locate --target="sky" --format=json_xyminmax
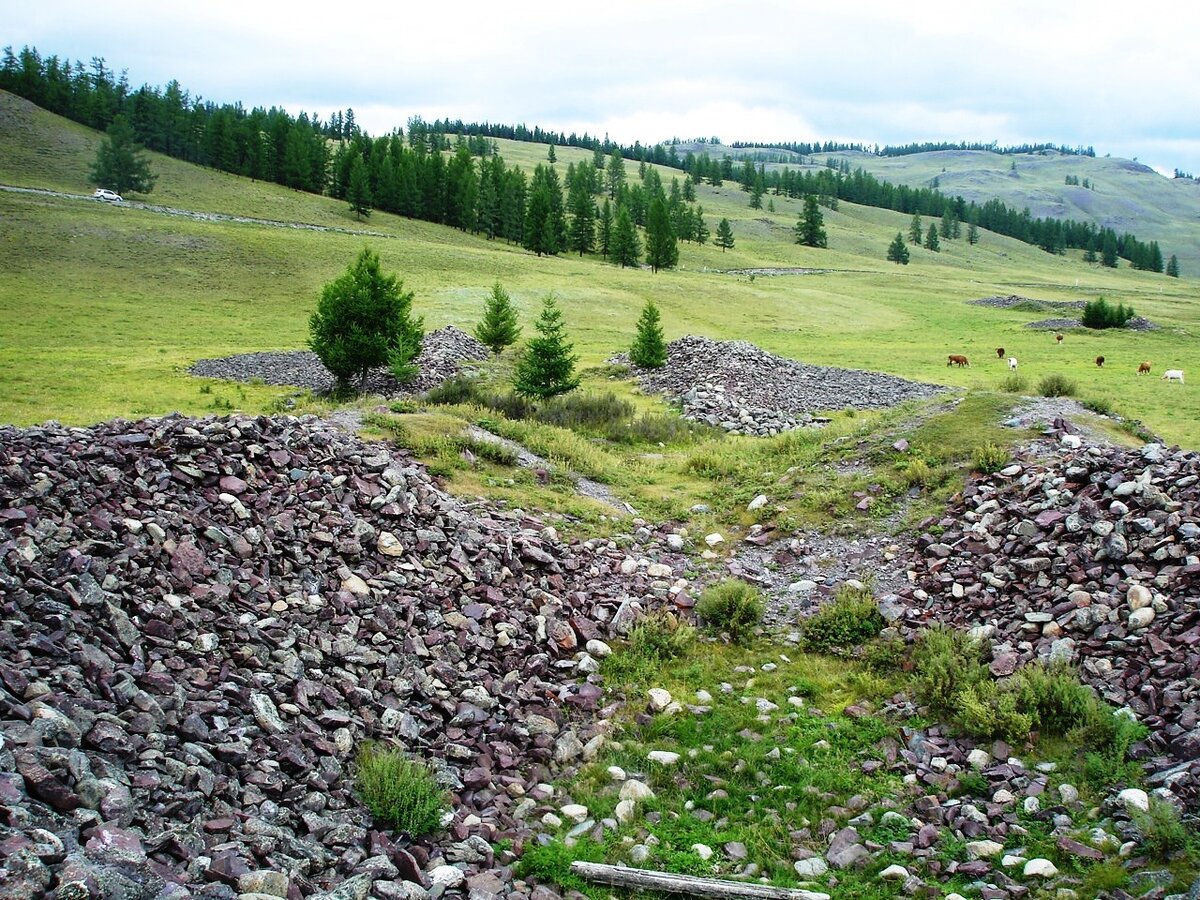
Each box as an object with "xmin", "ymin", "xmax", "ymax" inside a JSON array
[{"xmin": 7, "ymin": 0, "xmax": 1199, "ymax": 176}]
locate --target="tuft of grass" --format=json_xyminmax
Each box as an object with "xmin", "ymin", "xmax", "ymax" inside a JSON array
[
  {"xmin": 354, "ymin": 742, "xmax": 447, "ymax": 835},
  {"xmin": 1133, "ymin": 798, "xmax": 1190, "ymax": 861},
  {"xmin": 972, "ymin": 442, "xmax": 1010, "ymax": 474},
  {"xmin": 801, "ymin": 584, "xmax": 884, "ymax": 653},
  {"xmin": 998, "ymin": 372, "xmax": 1028, "ymax": 393},
  {"xmin": 694, "ymin": 579, "xmax": 764, "ymax": 644},
  {"xmin": 536, "ymin": 391, "xmax": 634, "ymax": 430},
  {"xmin": 1081, "ymin": 396, "xmax": 1115, "ymax": 416},
  {"xmin": 1039, "ymin": 373, "xmax": 1078, "ymax": 398}
]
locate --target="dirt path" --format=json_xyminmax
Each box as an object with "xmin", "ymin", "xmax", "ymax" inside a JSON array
[
  {"xmin": 464, "ymin": 425, "xmax": 634, "ymax": 514},
  {"xmin": 0, "ymin": 183, "xmax": 397, "ymax": 239}
]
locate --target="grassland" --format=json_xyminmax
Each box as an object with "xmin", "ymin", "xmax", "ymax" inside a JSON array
[{"xmin": 1, "ymin": 89, "xmax": 1198, "ymax": 447}]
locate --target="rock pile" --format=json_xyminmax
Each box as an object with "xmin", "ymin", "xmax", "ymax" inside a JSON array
[
  {"xmin": 619, "ymin": 336, "xmax": 945, "ymax": 436},
  {"xmin": 897, "ymin": 441, "xmax": 1200, "ymax": 808},
  {"xmin": 968, "ymin": 295, "xmax": 1086, "ymax": 312},
  {"xmin": 190, "ymin": 325, "xmax": 490, "ymax": 396},
  {"xmin": 0, "ymin": 414, "xmax": 690, "ymax": 897},
  {"xmin": 1025, "ymin": 316, "xmax": 1157, "ymax": 332}
]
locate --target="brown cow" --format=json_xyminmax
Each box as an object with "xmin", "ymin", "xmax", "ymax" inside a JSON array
[
  {"xmin": 1056, "ymin": 333, "xmax": 1064, "ymax": 344},
  {"xmin": 1138, "ymin": 361, "xmax": 1152, "ymax": 375},
  {"xmin": 1096, "ymin": 356, "xmax": 1105, "ymax": 368},
  {"xmin": 947, "ymin": 354, "xmax": 969, "ymax": 367},
  {"xmin": 996, "ymin": 347, "xmax": 1005, "ymax": 359}
]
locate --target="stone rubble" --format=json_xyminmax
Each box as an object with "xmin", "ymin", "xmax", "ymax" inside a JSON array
[
  {"xmin": 615, "ymin": 335, "xmax": 946, "ymax": 436},
  {"xmin": 0, "ymin": 413, "xmax": 691, "ymax": 898},
  {"xmin": 897, "ymin": 441, "xmax": 1200, "ymax": 809},
  {"xmin": 190, "ymin": 325, "xmax": 490, "ymax": 396}
]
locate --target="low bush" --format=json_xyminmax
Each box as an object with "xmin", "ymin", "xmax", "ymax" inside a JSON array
[
  {"xmin": 954, "ymin": 679, "xmax": 1035, "ymax": 742},
  {"xmin": 424, "ymin": 376, "xmax": 484, "ymax": 406},
  {"xmin": 972, "ymin": 442, "xmax": 1010, "ymax": 474},
  {"xmin": 801, "ymin": 584, "xmax": 884, "ymax": 653},
  {"xmin": 695, "ymin": 579, "xmax": 764, "ymax": 644},
  {"xmin": 606, "ymin": 412, "xmax": 720, "ymax": 446},
  {"xmin": 910, "ymin": 627, "xmax": 990, "ymax": 719},
  {"xmin": 536, "ymin": 391, "xmax": 634, "ymax": 430},
  {"xmin": 862, "ymin": 636, "xmax": 908, "ymax": 675},
  {"xmin": 998, "ymin": 373, "xmax": 1028, "ymax": 394},
  {"xmin": 954, "ymin": 771, "xmax": 991, "ymax": 798},
  {"xmin": 626, "ymin": 610, "xmax": 696, "ymax": 662},
  {"xmin": 1134, "ymin": 798, "xmax": 1190, "ymax": 861},
  {"xmin": 1039, "ymin": 373, "xmax": 1078, "ymax": 397},
  {"xmin": 355, "ymin": 743, "xmax": 447, "ymax": 835},
  {"xmin": 1014, "ymin": 663, "xmax": 1107, "ymax": 738}
]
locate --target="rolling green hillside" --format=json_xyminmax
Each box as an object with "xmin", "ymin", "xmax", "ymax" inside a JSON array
[{"xmin": 2, "ymin": 90, "xmax": 1198, "ymax": 445}]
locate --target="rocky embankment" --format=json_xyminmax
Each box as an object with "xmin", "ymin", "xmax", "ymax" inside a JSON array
[
  {"xmin": 620, "ymin": 336, "xmax": 946, "ymax": 436},
  {"xmin": 190, "ymin": 326, "xmax": 490, "ymax": 396},
  {"xmin": 898, "ymin": 440, "xmax": 1200, "ymax": 809},
  {"xmin": 0, "ymin": 414, "xmax": 692, "ymax": 899}
]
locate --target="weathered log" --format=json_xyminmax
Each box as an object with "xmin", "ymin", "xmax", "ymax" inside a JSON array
[{"xmin": 568, "ymin": 861, "xmax": 831, "ymax": 900}]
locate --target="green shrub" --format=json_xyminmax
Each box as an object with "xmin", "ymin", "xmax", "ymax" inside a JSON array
[
  {"xmin": 801, "ymin": 584, "xmax": 884, "ymax": 653},
  {"xmin": 606, "ymin": 412, "xmax": 720, "ymax": 446},
  {"xmin": 695, "ymin": 579, "xmax": 765, "ymax": 644},
  {"xmin": 862, "ymin": 637, "xmax": 908, "ymax": 675},
  {"xmin": 535, "ymin": 391, "xmax": 634, "ymax": 430},
  {"xmin": 954, "ymin": 771, "xmax": 990, "ymax": 797},
  {"xmin": 955, "ymin": 679, "xmax": 1035, "ymax": 742},
  {"xmin": 626, "ymin": 609, "xmax": 697, "ymax": 662},
  {"xmin": 355, "ymin": 743, "xmax": 447, "ymax": 835},
  {"xmin": 998, "ymin": 373, "xmax": 1028, "ymax": 393},
  {"xmin": 424, "ymin": 376, "xmax": 484, "ymax": 406},
  {"xmin": 1134, "ymin": 798, "xmax": 1190, "ymax": 861},
  {"xmin": 901, "ymin": 457, "xmax": 935, "ymax": 488},
  {"xmin": 910, "ymin": 627, "xmax": 990, "ymax": 719},
  {"xmin": 1014, "ymin": 663, "xmax": 1104, "ymax": 737},
  {"xmin": 1081, "ymin": 296, "xmax": 1135, "ymax": 329},
  {"xmin": 972, "ymin": 442, "xmax": 1010, "ymax": 474},
  {"xmin": 1038, "ymin": 373, "xmax": 1078, "ymax": 398},
  {"xmin": 482, "ymin": 391, "xmax": 536, "ymax": 421},
  {"xmin": 474, "ymin": 281, "xmax": 522, "ymax": 353},
  {"xmin": 513, "ymin": 295, "xmax": 580, "ymax": 399}
]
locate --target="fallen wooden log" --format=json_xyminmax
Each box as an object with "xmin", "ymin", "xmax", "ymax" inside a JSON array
[{"xmin": 568, "ymin": 861, "xmax": 832, "ymax": 900}]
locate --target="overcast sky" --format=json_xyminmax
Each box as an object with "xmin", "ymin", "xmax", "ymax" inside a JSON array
[{"xmin": 7, "ymin": 0, "xmax": 1198, "ymax": 175}]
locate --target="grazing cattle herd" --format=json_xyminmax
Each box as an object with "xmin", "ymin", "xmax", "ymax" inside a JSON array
[{"xmin": 948, "ymin": 333, "xmax": 1184, "ymax": 386}]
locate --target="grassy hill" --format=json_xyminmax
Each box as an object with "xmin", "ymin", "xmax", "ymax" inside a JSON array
[
  {"xmin": 2, "ymin": 88, "xmax": 1199, "ymax": 445},
  {"xmin": 678, "ymin": 138, "xmax": 1200, "ymax": 274}
]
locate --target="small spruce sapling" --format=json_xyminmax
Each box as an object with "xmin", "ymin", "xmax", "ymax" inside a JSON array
[
  {"xmin": 630, "ymin": 301, "xmax": 667, "ymax": 368},
  {"xmin": 474, "ymin": 282, "xmax": 521, "ymax": 353},
  {"xmin": 513, "ymin": 296, "xmax": 580, "ymax": 399}
]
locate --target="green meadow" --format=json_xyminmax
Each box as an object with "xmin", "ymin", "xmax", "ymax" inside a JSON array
[{"xmin": 1, "ymin": 89, "xmax": 1197, "ymax": 446}]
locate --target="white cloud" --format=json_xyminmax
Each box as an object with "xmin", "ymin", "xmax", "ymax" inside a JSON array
[{"xmin": 4, "ymin": 0, "xmax": 1198, "ymax": 171}]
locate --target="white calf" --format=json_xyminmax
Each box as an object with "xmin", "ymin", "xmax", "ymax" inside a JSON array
[
  {"xmin": 1007, "ymin": 357, "xmax": 1018, "ymax": 370},
  {"xmin": 1162, "ymin": 369, "xmax": 1185, "ymax": 383}
]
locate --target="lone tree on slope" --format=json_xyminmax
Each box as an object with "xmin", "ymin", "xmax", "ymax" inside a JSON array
[
  {"xmin": 90, "ymin": 114, "xmax": 157, "ymax": 196},
  {"xmin": 308, "ymin": 248, "xmax": 424, "ymax": 391},
  {"xmin": 886, "ymin": 232, "xmax": 910, "ymax": 264}
]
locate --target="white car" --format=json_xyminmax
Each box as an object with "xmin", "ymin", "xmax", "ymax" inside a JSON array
[{"xmin": 93, "ymin": 188, "xmax": 122, "ymax": 202}]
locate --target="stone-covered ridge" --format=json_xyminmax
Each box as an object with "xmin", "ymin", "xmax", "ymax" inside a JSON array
[
  {"xmin": 897, "ymin": 441, "xmax": 1200, "ymax": 808},
  {"xmin": 0, "ymin": 414, "xmax": 687, "ymax": 898},
  {"xmin": 620, "ymin": 335, "xmax": 946, "ymax": 436}
]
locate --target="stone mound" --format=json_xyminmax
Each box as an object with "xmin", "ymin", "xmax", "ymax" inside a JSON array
[
  {"xmin": 0, "ymin": 414, "xmax": 688, "ymax": 897},
  {"xmin": 190, "ymin": 325, "xmax": 490, "ymax": 396},
  {"xmin": 1025, "ymin": 316, "xmax": 1157, "ymax": 332},
  {"xmin": 617, "ymin": 335, "xmax": 946, "ymax": 436},
  {"xmin": 897, "ymin": 441, "xmax": 1200, "ymax": 808},
  {"xmin": 968, "ymin": 294, "xmax": 1086, "ymax": 311}
]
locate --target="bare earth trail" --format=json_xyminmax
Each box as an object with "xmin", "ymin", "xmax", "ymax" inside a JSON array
[{"xmin": 0, "ymin": 183, "xmax": 398, "ymax": 238}]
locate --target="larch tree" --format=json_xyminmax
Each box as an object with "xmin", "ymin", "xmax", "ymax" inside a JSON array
[
  {"xmin": 610, "ymin": 204, "xmax": 641, "ymax": 268},
  {"xmin": 644, "ymin": 195, "xmax": 679, "ymax": 272},
  {"xmin": 90, "ymin": 114, "xmax": 157, "ymax": 195},
  {"xmin": 629, "ymin": 300, "xmax": 667, "ymax": 368},
  {"xmin": 886, "ymin": 232, "xmax": 910, "ymax": 264},
  {"xmin": 715, "ymin": 217, "xmax": 735, "ymax": 251},
  {"xmin": 793, "ymin": 195, "xmax": 827, "ymax": 248}
]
